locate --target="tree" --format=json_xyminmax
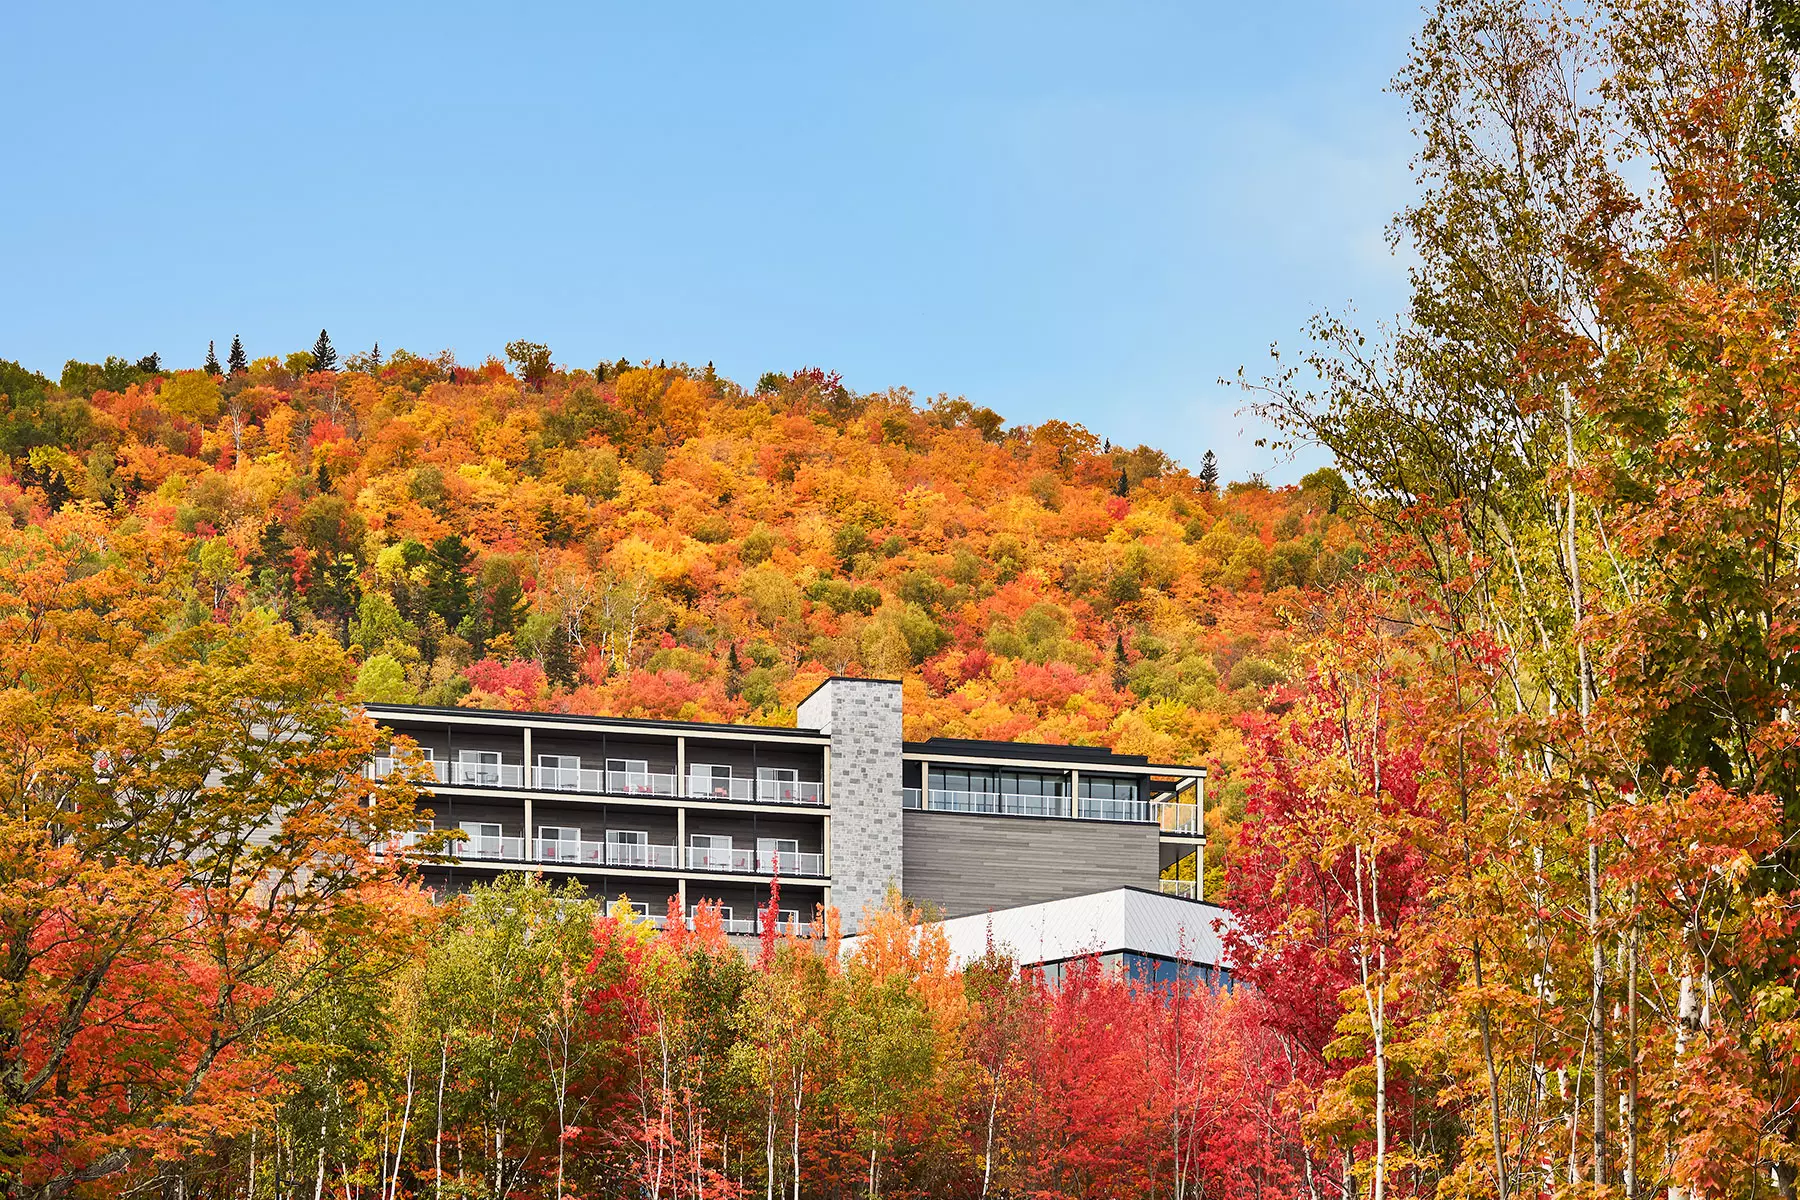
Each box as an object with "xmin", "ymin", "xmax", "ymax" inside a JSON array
[
  {"xmin": 311, "ymin": 329, "xmax": 338, "ymax": 373},
  {"xmin": 1197, "ymin": 450, "xmax": 1218, "ymax": 493},
  {"xmin": 0, "ymin": 511, "xmax": 425, "ymax": 1196},
  {"xmin": 505, "ymin": 341, "xmax": 554, "ymax": 392},
  {"xmin": 204, "ymin": 339, "xmax": 221, "ymax": 376},
  {"xmin": 1113, "ymin": 467, "xmax": 1129, "ymax": 497},
  {"xmin": 227, "ymin": 334, "xmax": 247, "ymax": 377}
]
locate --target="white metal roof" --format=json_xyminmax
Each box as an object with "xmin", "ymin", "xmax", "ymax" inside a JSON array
[{"xmin": 927, "ymin": 888, "xmax": 1234, "ymax": 970}]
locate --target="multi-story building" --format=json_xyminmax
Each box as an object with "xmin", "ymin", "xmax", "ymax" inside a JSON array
[{"xmin": 367, "ymin": 677, "xmax": 1206, "ymax": 933}]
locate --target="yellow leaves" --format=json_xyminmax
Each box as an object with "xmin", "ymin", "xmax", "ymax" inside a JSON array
[{"xmin": 158, "ymin": 370, "xmax": 220, "ymax": 421}]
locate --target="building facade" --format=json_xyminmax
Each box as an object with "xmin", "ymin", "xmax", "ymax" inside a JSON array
[
  {"xmin": 920, "ymin": 887, "xmax": 1235, "ymax": 991},
  {"xmin": 368, "ymin": 677, "xmax": 1205, "ymax": 933}
]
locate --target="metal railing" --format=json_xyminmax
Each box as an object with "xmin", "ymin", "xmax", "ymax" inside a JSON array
[
  {"xmin": 902, "ymin": 785, "xmax": 1191, "ymax": 829},
  {"xmin": 1158, "ymin": 802, "xmax": 1202, "ymax": 835},
  {"xmin": 1077, "ymin": 795, "xmax": 1153, "ymax": 823},
  {"xmin": 604, "ymin": 841, "xmax": 680, "ymax": 869},
  {"xmin": 686, "ymin": 775, "xmax": 825, "ymax": 805},
  {"xmin": 757, "ymin": 850, "xmax": 826, "ymax": 877},
  {"xmin": 368, "ymin": 758, "xmax": 823, "ymax": 805},
  {"xmin": 686, "ymin": 846, "xmax": 755, "ymax": 873}
]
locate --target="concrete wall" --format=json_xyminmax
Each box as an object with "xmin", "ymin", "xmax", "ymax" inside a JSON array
[
  {"xmin": 901, "ymin": 811, "xmax": 1159, "ymax": 918},
  {"xmin": 797, "ymin": 679, "xmax": 902, "ymax": 932}
]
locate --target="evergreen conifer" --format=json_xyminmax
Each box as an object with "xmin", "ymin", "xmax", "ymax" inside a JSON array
[
  {"xmin": 204, "ymin": 340, "xmax": 221, "ymax": 376},
  {"xmin": 1114, "ymin": 467, "xmax": 1130, "ymax": 497},
  {"xmin": 1198, "ymin": 449, "xmax": 1220, "ymax": 493},
  {"xmin": 227, "ymin": 334, "xmax": 247, "ymax": 376},
  {"xmin": 311, "ymin": 329, "xmax": 338, "ymax": 372}
]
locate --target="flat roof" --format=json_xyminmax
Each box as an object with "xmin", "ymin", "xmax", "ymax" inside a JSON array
[
  {"xmin": 921, "ymin": 887, "xmax": 1235, "ymax": 969},
  {"xmin": 904, "ymin": 737, "xmax": 1204, "ymax": 776},
  {"xmin": 364, "ymin": 702, "xmax": 828, "ymax": 740},
  {"xmin": 363, "ymin": 701, "xmax": 1202, "ymax": 775}
]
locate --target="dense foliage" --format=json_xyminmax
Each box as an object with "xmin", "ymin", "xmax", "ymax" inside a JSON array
[
  {"xmin": 0, "ymin": 339, "xmax": 1354, "ymax": 895},
  {"xmin": 16, "ymin": 1, "xmax": 1800, "ymax": 1198}
]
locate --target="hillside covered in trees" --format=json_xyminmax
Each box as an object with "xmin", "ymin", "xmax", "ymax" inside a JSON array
[{"xmin": 0, "ymin": 341, "xmax": 1353, "ymax": 880}]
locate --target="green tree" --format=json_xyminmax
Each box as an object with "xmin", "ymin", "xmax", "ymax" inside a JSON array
[
  {"xmin": 1197, "ymin": 450, "xmax": 1219, "ymax": 493},
  {"xmin": 505, "ymin": 340, "xmax": 553, "ymax": 392},
  {"xmin": 227, "ymin": 334, "xmax": 247, "ymax": 376},
  {"xmin": 311, "ymin": 328, "xmax": 338, "ymax": 372},
  {"xmin": 204, "ymin": 339, "xmax": 222, "ymax": 376}
]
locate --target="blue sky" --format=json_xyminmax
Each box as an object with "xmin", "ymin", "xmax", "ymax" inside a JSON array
[{"xmin": 1, "ymin": 2, "xmax": 1420, "ymax": 484}]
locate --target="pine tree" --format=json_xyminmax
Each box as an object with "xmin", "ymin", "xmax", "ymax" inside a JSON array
[
  {"xmin": 135, "ymin": 352, "xmax": 161, "ymax": 373},
  {"xmin": 1198, "ymin": 449, "xmax": 1219, "ymax": 493},
  {"xmin": 204, "ymin": 340, "xmax": 221, "ymax": 376},
  {"xmin": 371, "ymin": 342, "xmax": 382, "ymax": 367},
  {"xmin": 227, "ymin": 334, "xmax": 247, "ymax": 376},
  {"xmin": 311, "ymin": 329, "xmax": 338, "ymax": 373},
  {"xmin": 725, "ymin": 643, "xmax": 743, "ymax": 698},
  {"xmin": 1114, "ymin": 467, "xmax": 1130, "ymax": 497}
]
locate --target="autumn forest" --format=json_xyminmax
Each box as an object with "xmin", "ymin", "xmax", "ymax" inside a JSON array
[{"xmin": 9, "ymin": 0, "xmax": 1800, "ymax": 1197}]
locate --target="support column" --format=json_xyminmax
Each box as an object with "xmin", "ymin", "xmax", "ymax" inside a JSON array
[
  {"xmin": 677, "ymin": 807, "xmax": 687, "ymax": 869},
  {"xmin": 676, "ymin": 736, "xmax": 687, "ymax": 796},
  {"xmin": 522, "ymin": 726, "xmax": 533, "ymax": 785},
  {"xmin": 523, "ymin": 795, "xmax": 534, "ymax": 861},
  {"xmin": 918, "ymin": 757, "xmax": 930, "ymax": 809},
  {"xmin": 1069, "ymin": 768, "xmax": 1081, "ymax": 819}
]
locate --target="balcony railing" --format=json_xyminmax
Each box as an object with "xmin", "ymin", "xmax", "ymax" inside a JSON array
[
  {"xmin": 903, "ymin": 786, "xmax": 1192, "ymax": 829},
  {"xmin": 368, "ymin": 758, "xmax": 824, "ymax": 806},
  {"xmin": 686, "ymin": 775, "xmax": 825, "ymax": 805},
  {"xmin": 1159, "ymin": 877, "xmax": 1200, "ymax": 899},
  {"xmin": 535, "ymin": 838, "xmax": 683, "ymax": 869},
  {"xmin": 380, "ymin": 832, "xmax": 825, "ymax": 878},
  {"xmin": 1077, "ymin": 795, "xmax": 1154, "ymax": 823},
  {"xmin": 603, "ymin": 841, "xmax": 680, "ymax": 869},
  {"xmin": 757, "ymin": 850, "xmax": 826, "ymax": 876},
  {"xmin": 1159, "ymin": 802, "xmax": 1202, "ymax": 835}
]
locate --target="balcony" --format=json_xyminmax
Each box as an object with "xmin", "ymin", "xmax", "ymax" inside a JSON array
[
  {"xmin": 380, "ymin": 832, "xmax": 823, "ymax": 877},
  {"xmin": 904, "ymin": 786, "xmax": 1185, "ymax": 828},
  {"xmin": 368, "ymin": 758, "xmax": 824, "ymax": 806},
  {"xmin": 1158, "ymin": 802, "xmax": 1202, "ymax": 835},
  {"xmin": 685, "ymin": 775, "xmax": 825, "ymax": 805},
  {"xmin": 536, "ymin": 838, "xmax": 681, "ymax": 869},
  {"xmin": 685, "ymin": 846, "xmax": 826, "ymax": 877},
  {"xmin": 1159, "ymin": 877, "xmax": 1200, "ymax": 900}
]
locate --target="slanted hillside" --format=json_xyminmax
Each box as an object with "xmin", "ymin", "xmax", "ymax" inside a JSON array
[{"xmin": 0, "ymin": 346, "xmax": 1358, "ymax": 881}]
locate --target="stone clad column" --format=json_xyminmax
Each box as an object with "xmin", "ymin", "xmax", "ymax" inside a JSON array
[{"xmin": 797, "ymin": 678, "xmax": 902, "ymax": 934}]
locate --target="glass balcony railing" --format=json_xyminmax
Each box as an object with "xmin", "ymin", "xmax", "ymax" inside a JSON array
[
  {"xmin": 1159, "ymin": 877, "xmax": 1200, "ymax": 899},
  {"xmin": 367, "ymin": 758, "xmax": 825, "ymax": 805},
  {"xmin": 378, "ymin": 830, "xmax": 827, "ymax": 877},
  {"xmin": 901, "ymin": 785, "xmax": 1197, "ymax": 830},
  {"xmin": 1158, "ymin": 802, "xmax": 1202, "ymax": 835}
]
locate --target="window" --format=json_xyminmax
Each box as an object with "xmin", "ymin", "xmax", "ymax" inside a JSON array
[
  {"xmin": 457, "ymin": 821, "xmax": 503, "ymax": 858},
  {"xmin": 538, "ymin": 825, "xmax": 581, "ymax": 860},
  {"xmin": 537, "ymin": 754, "xmax": 581, "ymax": 790},
  {"xmin": 757, "ymin": 766, "xmax": 799, "ymax": 803},
  {"xmin": 607, "ymin": 758, "xmax": 651, "ymax": 793},
  {"xmin": 757, "ymin": 837, "xmax": 800, "ymax": 872},
  {"xmin": 606, "ymin": 828, "xmax": 649, "ymax": 867},
  {"xmin": 691, "ymin": 904, "xmax": 733, "ymax": 924},
  {"xmin": 689, "ymin": 833, "xmax": 732, "ymax": 870},
  {"xmin": 688, "ymin": 763, "xmax": 733, "ymax": 798},
  {"xmin": 457, "ymin": 749, "xmax": 502, "ymax": 786},
  {"xmin": 1080, "ymin": 775, "xmax": 1140, "ymax": 801}
]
